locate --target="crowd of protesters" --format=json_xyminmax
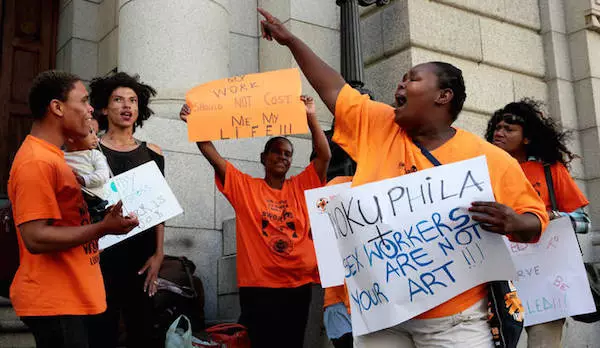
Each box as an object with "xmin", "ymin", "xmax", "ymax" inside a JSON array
[{"xmin": 5, "ymin": 7, "xmax": 594, "ymax": 348}]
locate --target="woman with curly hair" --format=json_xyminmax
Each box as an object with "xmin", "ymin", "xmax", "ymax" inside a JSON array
[
  {"xmin": 486, "ymin": 99, "xmax": 591, "ymax": 348},
  {"xmin": 89, "ymin": 72, "xmax": 165, "ymax": 348}
]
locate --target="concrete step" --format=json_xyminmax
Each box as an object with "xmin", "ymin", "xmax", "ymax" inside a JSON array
[
  {"xmin": 0, "ymin": 297, "xmax": 34, "ymax": 348},
  {"xmin": 0, "ymin": 304, "xmax": 28, "ymax": 332},
  {"xmin": 0, "ymin": 331, "xmax": 35, "ymax": 348}
]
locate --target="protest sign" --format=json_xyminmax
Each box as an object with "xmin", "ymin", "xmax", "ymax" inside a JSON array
[
  {"xmin": 305, "ymin": 181, "xmax": 352, "ymax": 287},
  {"xmin": 99, "ymin": 161, "xmax": 183, "ymax": 250},
  {"xmin": 185, "ymin": 68, "xmax": 308, "ymax": 142},
  {"xmin": 324, "ymin": 156, "xmax": 516, "ymax": 335},
  {"xmin": 506, "ymin": 217, "xmax": 596, "ymax": 326}
]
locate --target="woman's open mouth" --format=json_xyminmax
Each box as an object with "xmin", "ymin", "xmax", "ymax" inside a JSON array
[
  {"xmin": 120, "ymin": 111, "xmax": 133, "ymax": 121},
  {"xmin": 395, "ymin": 95, "xmax": 407, "ymax": 108}
]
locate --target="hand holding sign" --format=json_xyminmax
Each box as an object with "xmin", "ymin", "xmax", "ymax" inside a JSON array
[
  {"xmin": 470, "ymin": 201, "xmax": 542, "ymax": 242},
  {"xmin": 99, "ymin": 161, "xmax": 183, "ymax": 250},
  {"xmin": 179, "ymin": 103, "xmax": 191, "ymax": 123},
  {"xmin": 101, "ymin": 200, "xmax": 139, "ymax": 235},
  {"xmin": 185, "ymin": 68, "xmax": 308, "ymax": 142},
  {"xmin": 301, "ymin": 95, "xmax": 316, "ymax": 118}
]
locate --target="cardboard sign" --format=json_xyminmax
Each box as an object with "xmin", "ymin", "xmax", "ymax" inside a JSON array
[
  {"xmin": 186, "ymin": 68, "xmax": 308, "ymax": 141},
  {"xmin": 98, "ymin": 161, "xmax": 183, "ymax": 250},
  {"xmin": 322, "ymin": 156, "xmax": 515, "ymax": 335},
  {"xmin": 305, "ymin": 181, "xmax": 352, "ymax": 287},
  {"xmin": 506, "ymin": 217, "xmax": 596, "ymax": 326}
]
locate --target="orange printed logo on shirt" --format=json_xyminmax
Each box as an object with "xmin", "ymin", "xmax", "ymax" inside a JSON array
[{"xmin": 217, "ymin": 161, "xmax": 325, "ymax": 288}]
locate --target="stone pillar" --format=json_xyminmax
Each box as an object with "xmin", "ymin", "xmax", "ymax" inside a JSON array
[
  {"xmin": 540, "ymin": 1, "xmax": 600, "ymax": 345},
  {"xmin": 117, "ymin": 0, "xmax": 231, "ymax": 321},
  {"xmin": 119, "ymin": 0, "xmax": 230, "ymax": 106}
]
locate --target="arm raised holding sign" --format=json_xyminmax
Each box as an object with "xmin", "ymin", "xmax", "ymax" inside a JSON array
[
  {"xmin": 180, "ymin": 96, "xmax": 331, "ymax": 184},
  {"xmin": 301, "ymin": 95, "xmax": 331, "ymax": 182},
  {"xmin": 180, "ymin": 95, "xmax": 328, "ymax": 347},
  {"xmin": 180, "ymin": 103, "xmax": 227, "ymax": 183}
]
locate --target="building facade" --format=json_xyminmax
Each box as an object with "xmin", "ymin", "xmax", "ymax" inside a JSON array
[{"xmin": 1, "ymin": 0, "xmax": 600, "ymax": 346}]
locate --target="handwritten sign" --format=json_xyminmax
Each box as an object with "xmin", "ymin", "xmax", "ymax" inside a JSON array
[
  {"xmin": 305, "ymin": 181, "xmax": 352, "ymax": 287},
  {"xmin": 99, "ymin": 161, "xmax": 183, "ymax": 250},
  {"xmin": 185, "ymin": 68, "xmax": 308, "ymax": 142},
  {"xmin": 323, "ymin": 156, "xmax": 515, "ymax": 335},
  {"xmin": 506, "ymin": 217, "xmax": 596, "ymax": 326}
]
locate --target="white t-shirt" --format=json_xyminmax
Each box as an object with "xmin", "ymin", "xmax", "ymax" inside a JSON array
[{"xmin": 64, "ymin": 149, "xmax": 110, "ymax": 199}]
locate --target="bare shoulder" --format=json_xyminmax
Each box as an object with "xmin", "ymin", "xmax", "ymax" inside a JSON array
[{"xmin": 147, "ymin": 143, "xmax": 163, "ymax": 155}]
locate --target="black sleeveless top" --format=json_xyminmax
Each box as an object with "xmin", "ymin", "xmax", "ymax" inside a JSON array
[{"xmin": 99, "ymin": 141, "xmax": 165, "ymax": 273}]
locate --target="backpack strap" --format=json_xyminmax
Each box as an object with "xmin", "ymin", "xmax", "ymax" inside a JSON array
[
  {"xmin": 413, "ymin": 141, "xmax": 442, "ymax": 167},
  {"xmin": 543, "ymin": 163, "xmax": 558, "ymax": 211}
]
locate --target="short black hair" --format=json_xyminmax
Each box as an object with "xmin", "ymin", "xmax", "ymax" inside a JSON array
[
  {"xmin": 430, "ymin": 62, "xmax": 466, "ymax": 121},
  {"xmin": 28, "ymin": 70, "xmax": 81, "ymax": 119},
  {"xmin": 263, "ymin": 136, "xmax": 293, "ymax": 154},
  {"xmin": 261, "ymin": 136, "xmax": 294, "ymax": 166},
  {"xmin": 486, "ymin": 98, "xmax": 576, "ymax": 166},
  {"xmin": 89, "ymin": 72, "xmax": 157, "ymax": 131}
]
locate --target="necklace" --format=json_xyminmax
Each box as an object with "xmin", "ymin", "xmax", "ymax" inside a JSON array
[{"xmin": 101, "ymin": 135, "xmax": 138, "ymax": 148}]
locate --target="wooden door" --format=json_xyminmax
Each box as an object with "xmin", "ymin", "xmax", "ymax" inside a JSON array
[{"xmin": 0, "ymin": 0, "xmax": 58, "ymax": 198}]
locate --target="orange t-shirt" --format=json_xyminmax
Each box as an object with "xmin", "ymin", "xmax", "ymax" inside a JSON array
[
  {"xmin": 8, "ymin": 135, "xmax": 106, "ymax": 317},
  {"xmin": 520, "ymin": 161, "xmax": 588, "ymax": 212},
  {"xmin": 324, "ymin": 285, "xmax": 351, "ymax": 311},
  {"xmin": 332, "ymin": 85, "xmax": 548, "ymax": 319},
  {"xmin": 323, "ymin": 176, "xmax": 353, "ymax": 311},
  {"xmin": 217, "ymin": 161, "xmax": 325, "ymax": 288}
]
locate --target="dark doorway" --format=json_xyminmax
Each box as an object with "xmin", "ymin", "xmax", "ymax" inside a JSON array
[{"xmin": 0, "ymin": 0, "xmax": 59, "ymax": 197}]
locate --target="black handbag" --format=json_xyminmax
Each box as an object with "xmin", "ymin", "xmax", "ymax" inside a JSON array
[
  {"xmin": 543, "ymin": 163, "xmax": 600, "ymax": 323},
  {"xmin": 414, "ymin": 141, "xmax": 523, "ymax": 348},
  {"xmin": 81, "ymin": 187, "xmax": 108, "ymax": 224}
]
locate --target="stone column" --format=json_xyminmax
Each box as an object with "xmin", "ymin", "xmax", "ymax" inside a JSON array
[
  {"xmin": 117, "ymin": 0, "xmax": 231, "ymax": 321},
  {"xmin": 119, "ymin": 0, "xmax": 230, "ymax": 107},
  {"xmin": 540, "ymin": 0, "xmax": 600, "ymax": 345}
]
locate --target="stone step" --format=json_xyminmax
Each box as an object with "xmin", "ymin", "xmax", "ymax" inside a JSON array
[
  {"xmin": 0, "ymin": 297, "xmax": 34, "ymax": 348},
  {"xmin": 0, "ymin": 299, "xmax": 27, "ymax": 333},
  {"xmin": 0, "ymin": 331, "xmax": 35, "ymax": 348}
]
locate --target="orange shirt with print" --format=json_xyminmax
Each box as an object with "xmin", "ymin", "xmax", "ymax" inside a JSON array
[
  {"xmin": 332, "ymin": 85, "xmax": 548, "ymax": 319},
  {"xmin": 323, "ymin": 176, "xmax": 353, "ymax": 312},
  {"xmin": 217, "ymin": 161, "xmax": 325, "ymax": 288},
  {"xmin": 8, "ymin": 136, "xmax": 106, "ymax": 317},
  {"xmin": 520, "ymin": 161, "xmax": 588, "ymax": 212}
]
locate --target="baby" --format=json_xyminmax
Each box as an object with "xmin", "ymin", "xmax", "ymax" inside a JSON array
[{"xmin": 64, "ymin": 118, "xmax": 110, "ymax": 199}]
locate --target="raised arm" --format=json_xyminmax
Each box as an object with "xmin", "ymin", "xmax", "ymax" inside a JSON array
[
  {"xmin": 197, "ymin": 141, "xmax": 227, "ymax": 184},
  {"xmin": 259, "ymin": 8, "xmax": 346, "ymax": 115},
  {"xmin": 302, "ymin": 95, "xmax": 331, "ymax": 182},
  {"xmin": 180, "ymin": 104, "xmax": 227, "ymax": 183}
]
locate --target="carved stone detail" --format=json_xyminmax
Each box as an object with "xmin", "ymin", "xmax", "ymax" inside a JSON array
[{"xmin": 585, "ymin": 0, "xmax": 600, "ymax": 32}]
